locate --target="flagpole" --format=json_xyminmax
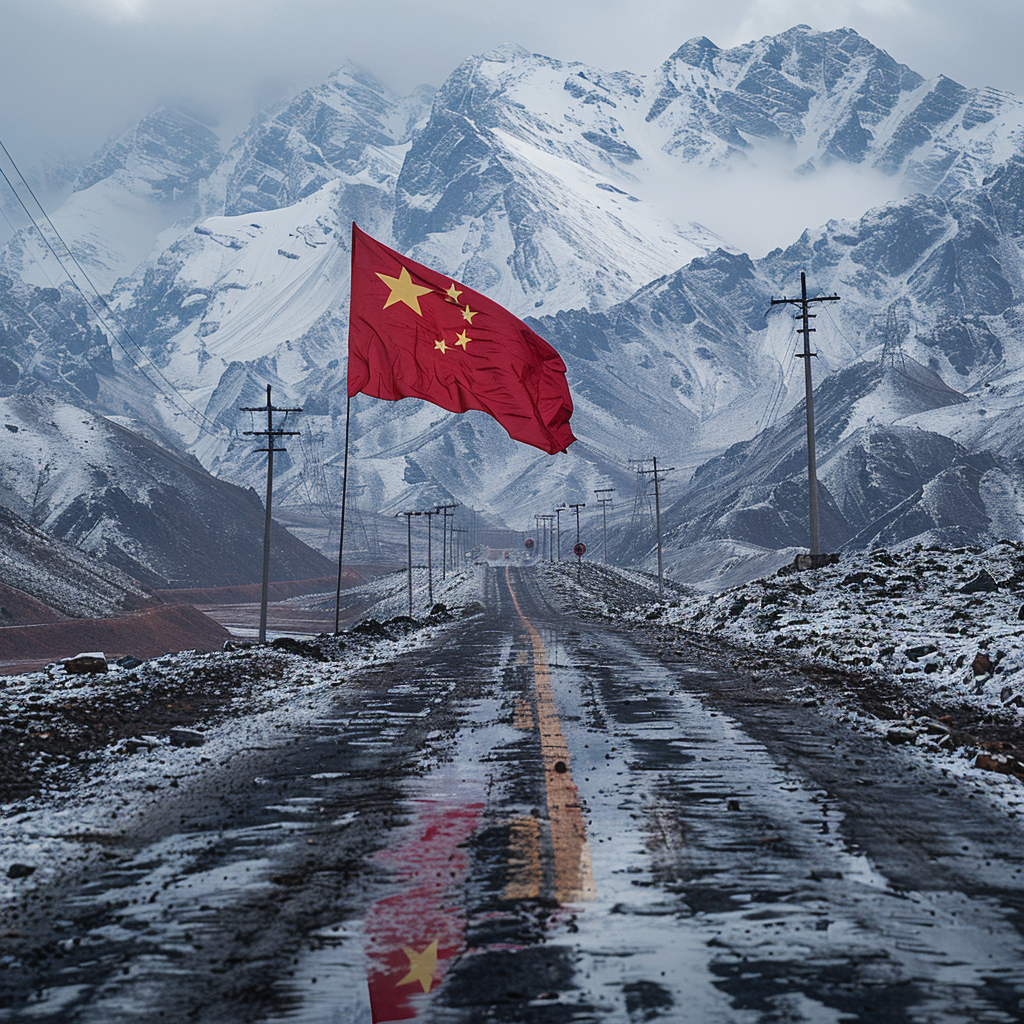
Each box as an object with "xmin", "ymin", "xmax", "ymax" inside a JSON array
[
  {"xmin": 333, "ymin": 390, "xmax": 352, "ymax": 634},
  {"xmin": 334, "ymin": 222, "xmax": 360, "ymax": 636}
]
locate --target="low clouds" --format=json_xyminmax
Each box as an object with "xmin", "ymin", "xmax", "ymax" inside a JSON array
[
  {"xmin": 5, "ymin": 1, "xmax": 1023, "ymax": 165},
  {"xmin": 2, "ymin": 0, "xmax": 1023, "ymax": 229}
]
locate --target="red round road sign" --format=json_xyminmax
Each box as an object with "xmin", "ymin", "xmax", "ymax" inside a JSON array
[
  {"xmin": 573, "ymin": 541, "xmax": 586, "ymax": 557},
  {"xmin": 525, "ymin": 537, "xmax": 535, "ymax": 549}
]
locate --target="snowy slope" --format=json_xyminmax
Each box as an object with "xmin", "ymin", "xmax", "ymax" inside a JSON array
[
  {"xmin": 0, "ymin": 393, "xmax": 332, "ymax": 588},
  {"xmin": 1, "ymin": 108, "xmax": 222, "ymax": 294}
]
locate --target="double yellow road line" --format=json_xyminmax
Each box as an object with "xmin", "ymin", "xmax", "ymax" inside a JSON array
[{"xmin": 505, "ymin": 567, "xmax": 595, "ymax": 904}]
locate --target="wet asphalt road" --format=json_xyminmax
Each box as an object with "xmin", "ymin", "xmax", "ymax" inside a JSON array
[{"xmin": 3, "ymin": 565, "xmax": 1024, "ymax": 1023}]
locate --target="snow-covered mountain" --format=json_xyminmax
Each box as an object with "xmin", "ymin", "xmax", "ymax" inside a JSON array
[
  {"xmin": 2, "ymin": 108, "xmax": 223, "ymax": 294},
  {"xmin": 6, "ymin": 25, "xmax": 1024, "ymax": 590},
  {"xmin": 0, "ymin": 391, "xmax": 332, "ymax": 589}
]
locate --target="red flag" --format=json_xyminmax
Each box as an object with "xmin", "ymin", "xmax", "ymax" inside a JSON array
[{"xmin": 348, "ymin": 224, "xmax": 576, "ymax": 455}]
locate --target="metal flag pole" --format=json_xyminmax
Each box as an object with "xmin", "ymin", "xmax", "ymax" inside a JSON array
[
  {"xmin": 333, "ymin": 391, "xmax": 352, "ymax": 634},
  {"xmin": 334, "ymin": 224, "xmax": 360, "ymax": 634}
]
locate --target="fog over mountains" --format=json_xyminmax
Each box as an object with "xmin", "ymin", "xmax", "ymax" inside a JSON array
[{"xmin": 4, "ymin": 24, "xmax": 1024, "ymax": 591}]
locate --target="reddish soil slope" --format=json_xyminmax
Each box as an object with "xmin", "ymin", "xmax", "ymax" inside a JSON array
[
  {"xmin": 0, "ymin": 583, "xmax": 67, "ymax": 626},
  {"xmin": 0, "ymin": 605, "xmax": 232, "ymax": 673}
]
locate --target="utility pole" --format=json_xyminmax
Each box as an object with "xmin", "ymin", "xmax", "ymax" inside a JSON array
[
  {"xmin": 594, "ymin": 487, "xmax": 615, "ymax": 564},
  {"xmin": 437, "ymin": 503, "xmax": 459, "ymax": 578},
  {"xmin": 555, "ymin": 504, "xmax": 567, "ymax": 561},
  {"xmin": 453, "ymin": 527, "xmax": 468, "ymax": 567},
  {"xmin": 770, "ymin": 272, "xmax": 840, "ymax": 560},
  {"xmin": 424, "ymin": 509, "xmax": 436, "ymax": 607},
  {"xmin": 569, "ymin": 502, "xmax": 586, "ymax": 579},
  {"xmin": 241, "ymin": 384, "xmax": 301, "ymax": 643},
  {"xmin": 397, "ymin": 510, "xmax": 424, "ymax": 616},
  {"xmin": 538, "ymin": 515, "xmax": 554, "ymax": 563},
  {"xmin": 632, "ymin": 457, "xmax": 674, "ymax": 599}
]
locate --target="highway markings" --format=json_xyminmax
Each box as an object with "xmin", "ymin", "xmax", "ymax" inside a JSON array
[
  {"xmin": 505, "ymin": 567, "xmax": 596, "ymax": 903},
  {"xmin": 504, "ymin": 815, "xmax": 542, "ymax": 900},
  {"xmin": 512, "ymin": 698, "xmax": 535, "ymax": 730}
]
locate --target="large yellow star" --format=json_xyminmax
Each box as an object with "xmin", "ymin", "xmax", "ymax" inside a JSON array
[
  {"xmin": 461, "ymin": 306, "xmax": 477, "ymax": 324},
  {"xmin": 376, "ymin": 267, "xmax": 434, "ymax": 316},
  {"xmin": 398, "ymin": 939, "xmax": 439, "ymax": 993},
  {"xmin": 455, "ymin": 330, "xmax": 471, "ymax": 350},
  {"xmin": 445, "ymin": 282, "xmax": 462, "ymax": 304}
]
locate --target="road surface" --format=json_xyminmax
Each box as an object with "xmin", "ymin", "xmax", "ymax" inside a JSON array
[{"xmin": 3, "ymin": 566, "xmax": 1023, "ymax": 1022}]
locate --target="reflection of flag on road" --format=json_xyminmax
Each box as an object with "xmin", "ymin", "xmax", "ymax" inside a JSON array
[{"xmin": 365, "ymin": 802, "xmax": 483, "ymax": 1023}]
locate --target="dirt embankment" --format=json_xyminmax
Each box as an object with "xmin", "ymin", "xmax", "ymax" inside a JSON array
[{"xmin": 0, "ymin": 605, "xmax": 231, "ymax": 673}]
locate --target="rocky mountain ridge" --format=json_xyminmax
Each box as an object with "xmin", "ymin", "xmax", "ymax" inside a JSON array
[{"xmin": 5, "ymin": 25, "xmax": 1024, "ymax": 588}]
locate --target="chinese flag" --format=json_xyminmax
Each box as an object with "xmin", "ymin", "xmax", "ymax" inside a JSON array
[{"xmin": 348, "ymin": 224, "xmax": 576, "ymax": 455}]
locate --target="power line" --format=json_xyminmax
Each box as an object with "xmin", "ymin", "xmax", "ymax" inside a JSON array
[{"xmin": 0, "ymin": 137, "xmax": 226, "ymax": 438}]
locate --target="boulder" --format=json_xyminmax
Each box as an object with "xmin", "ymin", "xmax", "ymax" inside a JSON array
[
  {"xmin": 959, "ymin": 569, "xmax": 999, "ymax": 594},
  {"xmin": 972, "ymin": 652, "xmax": 995, "ymax": 677},
  {"xmin": 168, "ymin": 728, "xmax": 205, "ymax": 748},
  {"xmin": 885, "ymin": 726, "xmax": 918, "ymax": 746},
  {"xmin": 62, "ymin": 652, "xmax": 108, "ymax": 674}
]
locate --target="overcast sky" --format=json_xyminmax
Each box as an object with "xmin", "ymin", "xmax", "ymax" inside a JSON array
[{"xmin": 3, "ymin": 0, "xmax": 1024, "ymax": 178}]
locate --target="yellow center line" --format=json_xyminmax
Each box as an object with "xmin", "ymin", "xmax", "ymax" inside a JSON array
[{"xmin": 506, "ymin": 566, "xmax": 596, "ymax": 903}]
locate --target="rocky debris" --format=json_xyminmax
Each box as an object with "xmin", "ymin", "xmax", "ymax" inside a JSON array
[
  {"xmin": 271, "ymin": 636, "xmax": 328, "ymax": 660},
  {"xmin": 640, "ymin": 541, "xmax": 1024, "ymax": 724},
  {"xmin": 6, "ymin": 863, "xmax": 35, "ymax": 880},
  {"xmin": 62, "ymin": 652, "xmax": 108, "ymax": 674},
  {"xmin": 975, "ymin": 751, "xmax": 1024, "ymax": 779}
]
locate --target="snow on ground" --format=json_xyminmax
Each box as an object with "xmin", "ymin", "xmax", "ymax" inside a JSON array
[
  {"xmin": 537, "ymin": 548, "xmax": 1024, "ymax": 810},
  {"xmin": 652, "ymin": 541, "xmax": 1024, "ymax": 721},
  {"xmin": 0, "ymin": 568, "xmax": 487, "ymax": 910}
]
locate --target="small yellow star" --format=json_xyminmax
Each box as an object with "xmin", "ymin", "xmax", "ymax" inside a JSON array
[
  {"xmin": 461, "ymin": 306, "xmax": 477, "ymax": 324},
  {"xmin": 397, "ymin": 939, "xmax": 439, "ymax": 993},
  {"xmin": 434, "ymin": 338, "xmax": 449, "ymax": 354},
  {"xmin": 376, "ymin": 267, "xmax": 434, "ymax": 316},
  {"xmin": 445, "ymin": 282, "xmax": 462, "ymax": 303},
  {"xmin": 455, "ymin": 330, "xmax": 471, "ymax": 349}
]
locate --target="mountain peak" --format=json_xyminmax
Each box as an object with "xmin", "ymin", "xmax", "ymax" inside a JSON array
[
  {"xmin": 480, "ymin": 42, "xmax": 533, "ymax": 63},
  {"xmin": 667, "ymin": 36, "xmax": 720, "ymax": 71}
]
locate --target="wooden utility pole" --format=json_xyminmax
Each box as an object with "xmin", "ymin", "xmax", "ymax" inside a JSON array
[
  {"xmin": 555, "ymin": 504, "xmax": 567, "ymax": 561},
  {"xmin": 595, "ymin": 488, "xmax": 614, "ymax": 564},
  {"xmin": 632, "ymin": 457, "xmax": 673, "ymax": 598},
  {"xmin": 770, "ymin": 272, "xmax": 840, "ymax": 560},
  {"xmin": 424, "ymin": 509, "xmax": 436, "ymax": 606},
  {"xmin": 569, "ymin": 502, "xmax": 586, "ymax": 579},
  {"xmin": 241, "ymin": 384, "xmax": 301, "ymax": 643},
  {"xmin": 437, "ymin": 503, "xmax": 459, "ymax": 578},
  {"xmin": 538, "ymin": 514, "xmax": 554, "ymax": 562},
  {"xmin": 397, "ymin": 510, "xmax": 423, "ymax": 616}
]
